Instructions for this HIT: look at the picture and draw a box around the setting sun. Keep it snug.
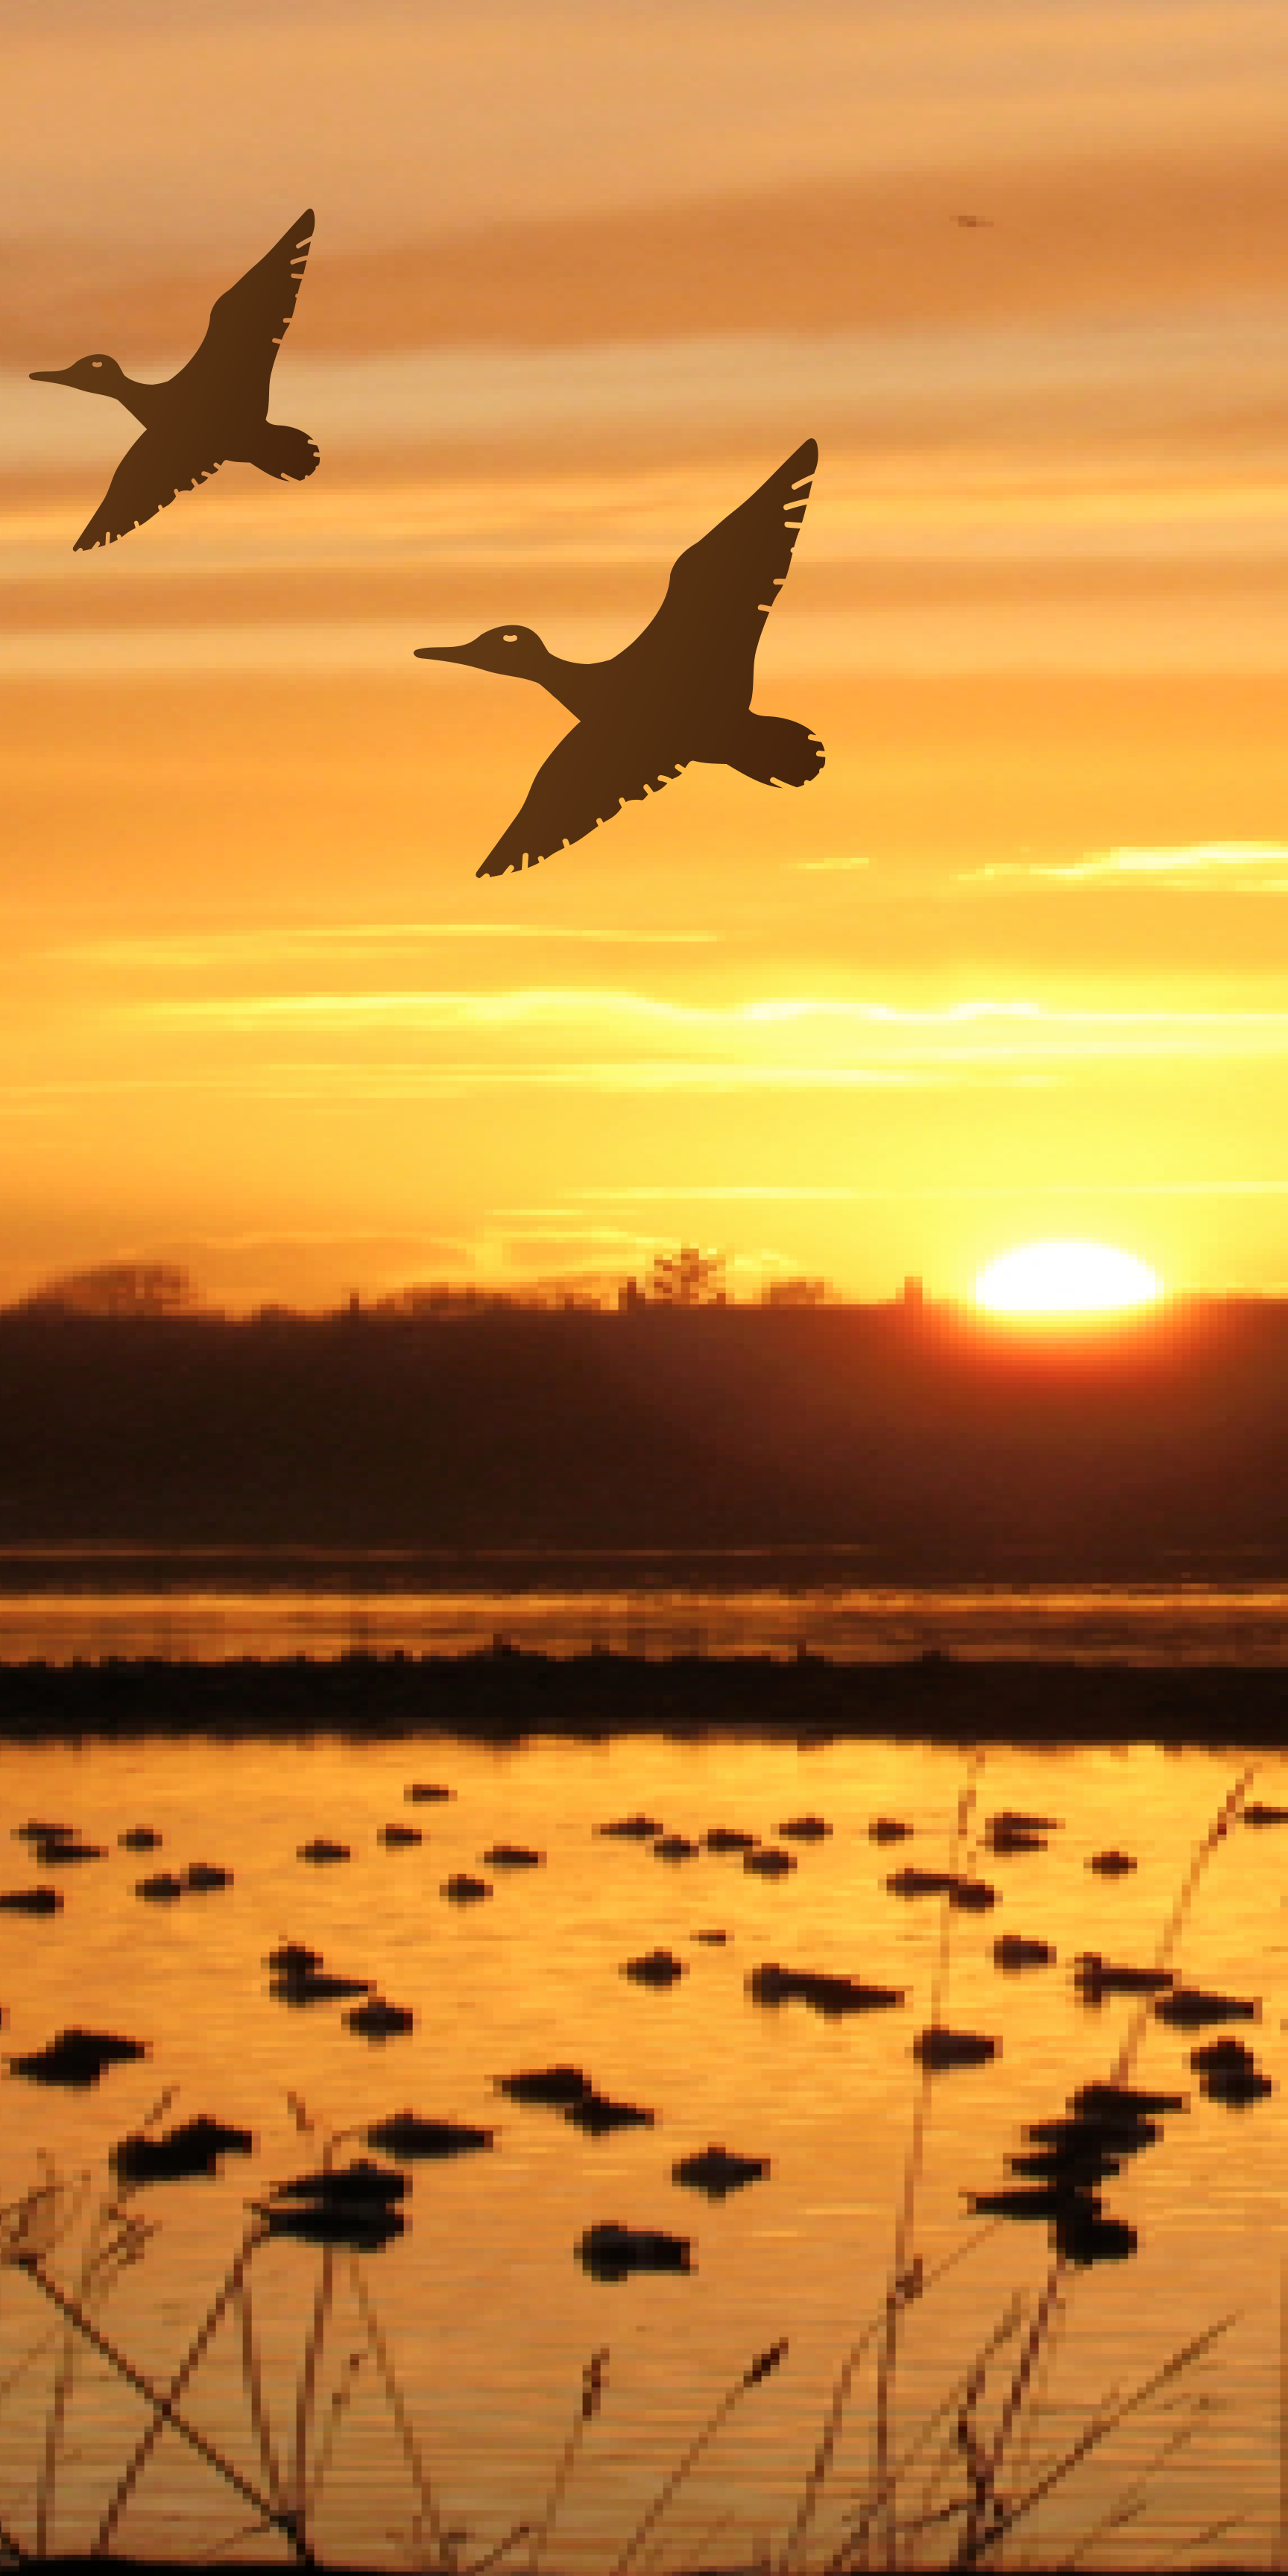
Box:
[973,1240,1164,1318]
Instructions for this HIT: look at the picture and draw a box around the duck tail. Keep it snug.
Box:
[727,713,824,789]
[253,423,320,482]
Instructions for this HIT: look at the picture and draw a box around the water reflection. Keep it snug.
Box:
[0,1729,1282,2567]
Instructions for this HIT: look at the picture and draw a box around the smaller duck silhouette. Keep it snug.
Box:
[31,212,318,551]
[416,439,824,874]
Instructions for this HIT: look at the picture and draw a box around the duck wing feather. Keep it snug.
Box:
[627,438,817,701]
[74,432,224,552]
[177,209,315,408]
[477,725,689,874]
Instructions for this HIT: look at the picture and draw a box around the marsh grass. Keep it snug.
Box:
[0,1763,1268,2572]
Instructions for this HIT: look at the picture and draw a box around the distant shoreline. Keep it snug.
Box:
[1,1649,1286,1748]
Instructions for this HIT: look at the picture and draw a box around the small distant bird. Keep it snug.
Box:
[31,210,318,552]
[416,438,824,875]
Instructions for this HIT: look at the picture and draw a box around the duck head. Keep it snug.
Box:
[415,625,551,682]
[30,353,130,399]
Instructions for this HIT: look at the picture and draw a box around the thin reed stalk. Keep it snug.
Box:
[306,2348,364,2516]
[34,2181,130,2557]
[525,2347,608,2575]
[349,2256,448,2569]
[610,2339,788,2576]
[812,2229,1003,2576]
[1054,2396,1213,2571]
[293,2245,335,2551]
[954,1766,1256,2567]
[461,2521,534,2576]
[14,2246,309,2562]
[966,2311,1237,2563]
[91,2216,265,2557]
[236,2276,286,2515]
[874,1754,985,2572]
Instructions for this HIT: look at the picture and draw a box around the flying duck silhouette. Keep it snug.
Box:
[416,438,824,875]
[31,211,318,552]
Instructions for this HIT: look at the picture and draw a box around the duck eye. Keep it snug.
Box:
[91,358,104,369]
[503,632,518,644]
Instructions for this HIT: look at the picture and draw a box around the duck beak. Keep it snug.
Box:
[413,643,470,663]
[29,366,77,385]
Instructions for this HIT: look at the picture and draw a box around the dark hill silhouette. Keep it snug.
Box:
[416,441,824,874]
[31,210,318,550]
[0,1298,1287,1579]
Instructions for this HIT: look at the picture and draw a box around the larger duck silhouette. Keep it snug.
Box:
[31,212,318,552]
[416,439,824,874]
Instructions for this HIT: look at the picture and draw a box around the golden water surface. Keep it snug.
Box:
[0,1730,1284,2569]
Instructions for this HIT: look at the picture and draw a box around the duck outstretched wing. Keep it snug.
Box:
[631,438,817,695]
[477,727,689,875]
[73,432,224,551]
[180,209,315,407]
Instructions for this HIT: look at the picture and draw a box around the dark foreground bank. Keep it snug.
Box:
[0,1648,1285,1746]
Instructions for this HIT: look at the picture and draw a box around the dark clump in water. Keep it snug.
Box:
[777,1814,831,1841]
[9,2026,148,2087]
[0,1886,61,1916]
[443,1872,491,1904]
[346,1995,414,2040]
[598,1814,664,1840]
[497,2064,593,2108]
[298,1837,350,1865]
[405,1782,453,1803]
[914,2026,1000,2071]
[622,1948,686,1988]
[704,1827,759,1853]
[1153,1984,1258,2030]
[136,1872,185,1903]
[1191,2036,1273,2106]
[268,1940,371,2005]
[886,1866,997,1912]
[113,2114,254,2186]
[257,2159,407,2250]
[1243,1802,1288,1827]
[748,1963,904,2017]
[672,2144,768,2198]
[366,2111,494,2159]
[578,2221,691,2282]
[1074,1954,1174,2004]
[482,1843,544,1868]
[994,1933,1055,1972]
[119,1827,162,1851]
[565,2091,655,2135]
[868,1817,913,1844]
[743,1846,795,1878]
[654,1834,700,1863]
[970,2079,1186,2264]
[379,1823,423,1847]
[1087,1849,1136,1877]
[184,1861,233,1891]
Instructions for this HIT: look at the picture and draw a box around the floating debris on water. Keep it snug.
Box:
[777,1815,830,1842]
[672,2144,768,2198]
[744,1846,795,1878]
[379,1823,423,1847]
[9,2027,148,2088]
[1088,1849,1136,1877]
[113,2115,254,2186]
[482,1843,544,1868]
[257,2159,407,2250]
[443,1872,491,1904]
[622,1948,686,1988]
[994,1933,1055,1972]
[346,1996,415,2040]
[0,1887,61,1916]
[915,2026,1000,2071]
[704,1827,759,1853]
[597,1814,664,1840]
[748,1963,904,2017]
[366,2111,494,2160]
[578,2221,691,2282]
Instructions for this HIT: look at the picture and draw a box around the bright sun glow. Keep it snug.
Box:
[973,1240,1164,1318]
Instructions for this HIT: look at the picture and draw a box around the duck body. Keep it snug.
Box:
[31,212,318,551]
[417,439,824,874]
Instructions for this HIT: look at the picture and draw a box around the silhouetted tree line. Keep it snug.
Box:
[0,1284,1287,1575]
[5,1253,835,1324]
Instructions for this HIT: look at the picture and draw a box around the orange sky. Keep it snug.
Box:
[6,1,1288,1310]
